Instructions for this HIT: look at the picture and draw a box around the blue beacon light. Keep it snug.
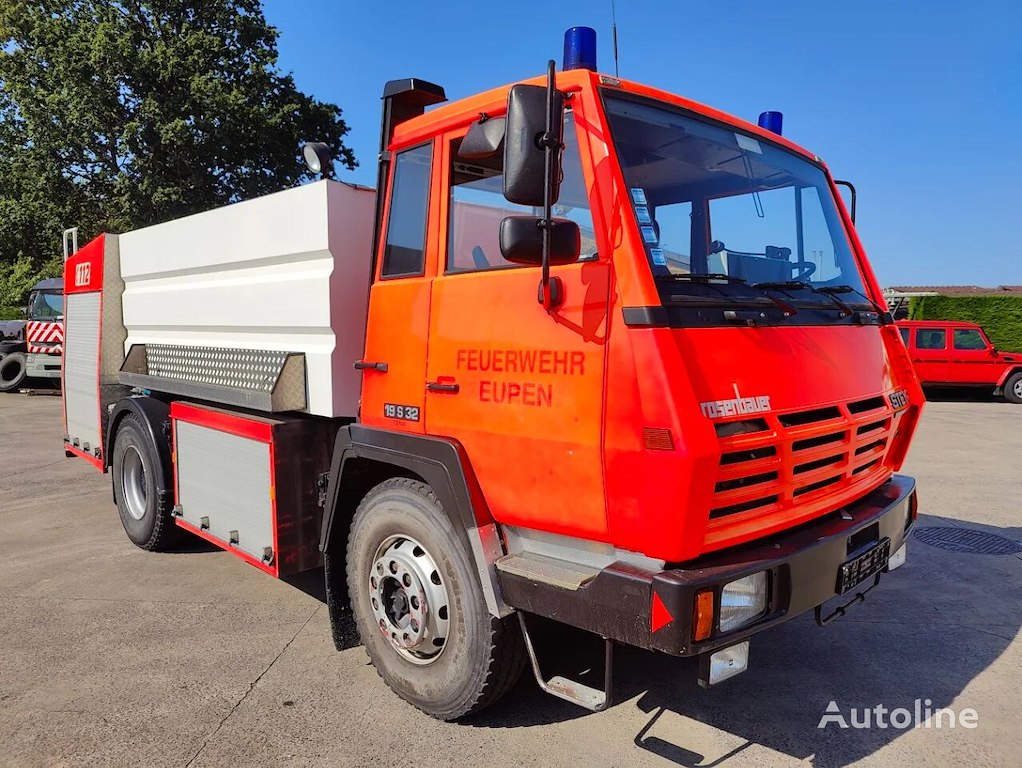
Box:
[563,26,597,71]
[758,111,783,136]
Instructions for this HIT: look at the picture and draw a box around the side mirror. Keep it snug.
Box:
[503,83,564,207]
[18,306,27,317]
[499,216,580,267]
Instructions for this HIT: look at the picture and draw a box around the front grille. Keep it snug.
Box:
[847,396,886,414]
[777,406,842,427]
[706,393,899,545]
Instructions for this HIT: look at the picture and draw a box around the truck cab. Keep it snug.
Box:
[24,277,64,381]
[361,67,922,561]
[897,319,1022,402]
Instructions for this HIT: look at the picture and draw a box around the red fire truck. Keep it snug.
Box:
[61,28,923,719]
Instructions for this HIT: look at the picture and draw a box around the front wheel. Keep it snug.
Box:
[1004,372,1022,404]
[346,478,525,720]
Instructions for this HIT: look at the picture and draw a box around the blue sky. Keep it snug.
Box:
[263,0,1020,287]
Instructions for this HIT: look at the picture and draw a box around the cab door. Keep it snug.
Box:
[949,327,1000,384]
[911,326,952,384]
[359,141,438,433]
[423,114,612,541]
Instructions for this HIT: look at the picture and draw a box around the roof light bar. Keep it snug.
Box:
[758,111,783,136]
[563,26,597,71]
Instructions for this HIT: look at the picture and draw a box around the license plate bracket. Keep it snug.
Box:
[836,538,891,594]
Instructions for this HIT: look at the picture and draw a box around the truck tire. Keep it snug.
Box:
[0,352,27,392]
[1005,372,1022,404]
[112,414,180,551]
[346,478,525,720]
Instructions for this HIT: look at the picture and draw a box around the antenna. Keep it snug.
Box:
[611,0,620,76]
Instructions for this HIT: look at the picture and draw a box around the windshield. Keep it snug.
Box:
[29,291,63,321]
[604,94,868,307]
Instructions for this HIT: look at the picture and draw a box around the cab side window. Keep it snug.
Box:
[446,112,596,273]
[899,327,910,346]
[382,143,433,277]
[916,328,947,350]
[953,329,986,350]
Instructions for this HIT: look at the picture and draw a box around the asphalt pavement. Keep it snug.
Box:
[1,393,1019,767]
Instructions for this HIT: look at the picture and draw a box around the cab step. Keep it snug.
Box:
[517,613,614,712]
[495,551,600,590]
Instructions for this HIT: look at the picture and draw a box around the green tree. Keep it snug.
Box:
[0,0,355,312]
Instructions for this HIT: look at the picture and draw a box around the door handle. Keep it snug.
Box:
[426,381,460,394]
[354,361,388,372]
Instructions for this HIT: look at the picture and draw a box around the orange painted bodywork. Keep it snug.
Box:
[360,70,924,563]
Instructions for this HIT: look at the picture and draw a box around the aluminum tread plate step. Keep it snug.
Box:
[119,343,306,413]
[495,552,600,590]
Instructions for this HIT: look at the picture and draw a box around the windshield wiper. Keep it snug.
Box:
[659,273,750,303]
[661,274,797,318]
[754,280,854,317]
[817,285,883,314]
[752,280,811,291]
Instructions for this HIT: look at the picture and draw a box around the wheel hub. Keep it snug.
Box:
[369,536,450,665]
[121,446,148,521]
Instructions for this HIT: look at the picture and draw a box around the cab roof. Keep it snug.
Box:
[896,319,983,329]
[390,68,820,163]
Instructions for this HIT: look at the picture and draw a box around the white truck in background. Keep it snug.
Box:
[0,277,64,392]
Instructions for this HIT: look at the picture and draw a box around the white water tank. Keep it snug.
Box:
[118,180,375,418]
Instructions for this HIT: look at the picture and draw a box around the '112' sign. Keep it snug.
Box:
[74,262,91,287]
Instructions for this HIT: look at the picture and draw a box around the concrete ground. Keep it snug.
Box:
[1,394,1019,768]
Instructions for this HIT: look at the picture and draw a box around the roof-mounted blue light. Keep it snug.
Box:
[563,26,597,71]
[758,111,783,136]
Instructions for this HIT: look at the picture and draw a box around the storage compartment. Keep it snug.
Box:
[62,233,129,469]
[170,402,339,577]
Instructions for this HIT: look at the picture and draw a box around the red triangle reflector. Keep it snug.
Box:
[651,590,673,632]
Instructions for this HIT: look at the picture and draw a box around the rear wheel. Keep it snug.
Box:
[112,414,180,550]
[1005,372,1022,404]
[346,478,525,720]
[0,352,27,392]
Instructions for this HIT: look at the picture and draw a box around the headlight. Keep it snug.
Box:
[719,572,768,632]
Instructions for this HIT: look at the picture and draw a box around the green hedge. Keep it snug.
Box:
[908,296,1022,351]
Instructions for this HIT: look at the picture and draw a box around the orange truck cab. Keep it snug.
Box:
[61,28,923,719]
[338,33,922,708]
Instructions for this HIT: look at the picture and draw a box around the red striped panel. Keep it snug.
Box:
[25,321,63,354]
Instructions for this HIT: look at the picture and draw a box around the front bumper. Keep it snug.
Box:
[26,353,61,379]
[498,474,916,657]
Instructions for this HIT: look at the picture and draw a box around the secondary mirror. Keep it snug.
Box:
[460,116,506,159]
[499,216,579,266]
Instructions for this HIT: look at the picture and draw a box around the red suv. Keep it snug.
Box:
[897,320,1022,403]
